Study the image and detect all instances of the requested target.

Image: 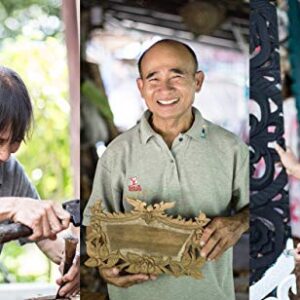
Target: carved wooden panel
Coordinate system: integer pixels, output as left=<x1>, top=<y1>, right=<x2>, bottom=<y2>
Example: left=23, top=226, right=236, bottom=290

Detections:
left=85, top=198, right=210, bottom=279
left=250, top=0, right=292, bottom=289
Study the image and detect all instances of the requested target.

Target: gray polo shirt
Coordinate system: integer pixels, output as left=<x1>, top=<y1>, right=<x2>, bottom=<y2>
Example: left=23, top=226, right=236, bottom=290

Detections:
left=0, top=157, right=38, bottom=252
left=83, top=107, right=249, bottom=300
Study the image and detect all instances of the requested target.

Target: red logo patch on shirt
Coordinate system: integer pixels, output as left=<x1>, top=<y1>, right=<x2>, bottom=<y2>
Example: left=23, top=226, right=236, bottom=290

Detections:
left=128, top=177, right=142, bottom=192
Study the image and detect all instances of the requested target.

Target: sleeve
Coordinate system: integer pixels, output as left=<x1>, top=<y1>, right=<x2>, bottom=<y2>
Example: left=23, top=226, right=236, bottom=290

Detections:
left=11, top=159, right=40, bottom=245
left=231, top=142, right=249, bottom=211
left=12, top=158, right=40, bottom=200
left=82, top=155, right=122, bottom=226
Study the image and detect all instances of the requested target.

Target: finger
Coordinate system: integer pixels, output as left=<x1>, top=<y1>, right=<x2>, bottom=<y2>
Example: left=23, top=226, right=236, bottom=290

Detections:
left=56, top=277, right=63, bottom=286
left=71, top=288, right=80, bottom=297
left=54, top=203, right=71, bottom=229
left=286, top=147, right=293, bottom=154
left=46, top=204, right=62, bottom=234
left=28, top=217, right=43, bottom=241
left=62, top=264, right=78, bottom=282
left=200, top=222, right=217, bottom=246
left=201, top=232, right=221, bottom=259
left=207, top=239, right=227, bottom=261
left=150, top=274, right=158, bottom=280
left=101, top=267, right=119, bottom=279
left=53, top=203, right=70, bottom=229
left=42, top=212, right=51, bottom=238
left=59, top=280, right=78, bottom=297
left=116, top=273, right=150, bottom=287
left=275, top=143, right=284, bottom=155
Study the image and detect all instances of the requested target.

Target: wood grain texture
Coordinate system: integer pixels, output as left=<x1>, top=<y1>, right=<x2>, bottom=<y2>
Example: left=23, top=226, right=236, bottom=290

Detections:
left=85, top=198, right=210, bottom=279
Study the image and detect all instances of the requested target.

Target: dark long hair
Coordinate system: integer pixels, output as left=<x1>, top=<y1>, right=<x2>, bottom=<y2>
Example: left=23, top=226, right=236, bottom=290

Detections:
left=0, top=66, right=33, bottom=142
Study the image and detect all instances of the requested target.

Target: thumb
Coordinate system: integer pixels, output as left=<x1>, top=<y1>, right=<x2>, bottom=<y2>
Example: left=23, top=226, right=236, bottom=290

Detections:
left=102, top=267, right=119, bottom=278
left=56, top=277, right=63, bottom=285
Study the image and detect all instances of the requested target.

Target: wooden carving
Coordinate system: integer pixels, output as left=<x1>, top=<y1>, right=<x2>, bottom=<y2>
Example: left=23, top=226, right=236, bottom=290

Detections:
left=85, top=198, right=210, bottom=279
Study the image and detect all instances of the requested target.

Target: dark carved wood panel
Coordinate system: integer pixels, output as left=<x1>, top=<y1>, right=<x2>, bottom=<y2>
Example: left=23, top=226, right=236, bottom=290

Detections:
left=250, top=0, right=291, bottom=285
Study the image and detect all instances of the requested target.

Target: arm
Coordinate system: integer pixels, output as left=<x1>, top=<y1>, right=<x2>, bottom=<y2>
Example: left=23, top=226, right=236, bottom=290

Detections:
left=200, top=206, right=249, bottom=261
left=200, top=141, right=249, bottom=261
left=0, top=196, right=70, bottom=240
left=275, top=144, right=300, bottom=179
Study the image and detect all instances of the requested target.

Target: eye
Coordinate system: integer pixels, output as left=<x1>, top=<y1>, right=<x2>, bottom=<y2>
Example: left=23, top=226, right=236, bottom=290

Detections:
left=172, top=75, right=183, bottom=79
left=149, top=78, right=158, bottom=82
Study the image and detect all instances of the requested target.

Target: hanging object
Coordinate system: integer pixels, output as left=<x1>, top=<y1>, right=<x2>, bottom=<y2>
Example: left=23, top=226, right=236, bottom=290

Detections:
left=179, top=1, right=227, bottom=35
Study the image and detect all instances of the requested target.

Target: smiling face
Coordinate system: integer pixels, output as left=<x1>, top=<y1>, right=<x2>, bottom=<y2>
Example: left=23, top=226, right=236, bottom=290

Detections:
left=137, top=41, right=204, bottom=125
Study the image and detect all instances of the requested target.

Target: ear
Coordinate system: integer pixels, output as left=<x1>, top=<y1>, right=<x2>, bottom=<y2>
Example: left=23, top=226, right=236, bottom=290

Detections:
left=194, top=71, right=205, bottom=92
left=136, top=78, right=144, bottom=94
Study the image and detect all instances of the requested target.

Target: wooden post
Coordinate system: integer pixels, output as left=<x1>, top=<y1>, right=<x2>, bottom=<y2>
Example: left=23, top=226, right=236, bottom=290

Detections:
left=61, top=0, right=80, bottom=199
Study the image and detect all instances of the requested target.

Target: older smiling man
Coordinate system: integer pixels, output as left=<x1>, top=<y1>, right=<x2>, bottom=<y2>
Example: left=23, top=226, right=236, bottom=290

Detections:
left=0, top=66, right=79, bottom=298
left=83, top=39, right=249, bottom=300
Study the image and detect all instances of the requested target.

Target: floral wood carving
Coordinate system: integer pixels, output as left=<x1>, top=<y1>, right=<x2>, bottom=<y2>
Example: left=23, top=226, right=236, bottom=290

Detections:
left=85, top=198, right=210, bottom=279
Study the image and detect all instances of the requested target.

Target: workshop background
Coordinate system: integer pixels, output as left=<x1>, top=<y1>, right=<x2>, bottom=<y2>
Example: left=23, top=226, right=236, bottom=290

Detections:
left=80, top=1, right=249, bottom=299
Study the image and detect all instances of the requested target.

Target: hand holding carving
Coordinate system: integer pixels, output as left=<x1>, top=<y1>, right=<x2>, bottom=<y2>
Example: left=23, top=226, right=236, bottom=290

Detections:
left=199, top=207, right=249, bottom=261
left=99, top=267, right=156, bottom=288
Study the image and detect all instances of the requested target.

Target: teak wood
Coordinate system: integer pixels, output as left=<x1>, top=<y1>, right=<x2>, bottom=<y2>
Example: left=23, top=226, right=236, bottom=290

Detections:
left=85, top=198, right=210, bottom=279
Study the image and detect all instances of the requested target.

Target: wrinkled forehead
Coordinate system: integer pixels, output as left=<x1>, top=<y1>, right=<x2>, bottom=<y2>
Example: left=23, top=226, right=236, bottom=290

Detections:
left=140, top=43, right=196, bottom=76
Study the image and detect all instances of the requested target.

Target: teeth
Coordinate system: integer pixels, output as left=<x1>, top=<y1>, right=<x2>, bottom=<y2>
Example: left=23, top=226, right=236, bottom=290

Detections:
left=157, top=98, right=178, bottom=105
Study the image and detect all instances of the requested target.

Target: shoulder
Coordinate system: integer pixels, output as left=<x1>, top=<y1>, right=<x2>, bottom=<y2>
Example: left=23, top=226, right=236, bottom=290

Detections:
left=206, top=119, right=247, bottom=151
left=1, top=156, right=39, bottom=199
left=2, top=156, right=27, bottom=177
left=99, top=124, right=141, bottom=169
left=204, top=119, right=248, bottom=165
left=100, top=123, right=140, bottom=162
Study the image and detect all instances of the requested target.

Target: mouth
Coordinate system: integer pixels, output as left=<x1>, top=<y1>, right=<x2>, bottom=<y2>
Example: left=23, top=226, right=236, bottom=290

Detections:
left=157, top=98, right=179, bottom=106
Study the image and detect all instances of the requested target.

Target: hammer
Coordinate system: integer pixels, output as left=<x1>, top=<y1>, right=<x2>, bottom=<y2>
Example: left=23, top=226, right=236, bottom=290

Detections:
left=0, top=199, right=80, bottom=244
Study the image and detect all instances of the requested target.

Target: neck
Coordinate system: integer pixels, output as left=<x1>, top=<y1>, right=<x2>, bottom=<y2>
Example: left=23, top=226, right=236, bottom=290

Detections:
left=150, top=110, right=194, bottom=148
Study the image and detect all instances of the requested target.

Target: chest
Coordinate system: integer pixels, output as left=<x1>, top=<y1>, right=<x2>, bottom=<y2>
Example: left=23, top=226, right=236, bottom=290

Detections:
left=112, top=140, right=234, bottom=218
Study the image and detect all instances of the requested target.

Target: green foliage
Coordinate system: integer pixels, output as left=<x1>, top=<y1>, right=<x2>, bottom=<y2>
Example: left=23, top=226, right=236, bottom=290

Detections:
left=0, top=0, right=61, bottom=40
left=0, top=242, right=49, bottom=283
left=0, top=36, right=72, bottom=200
left=0, top=2, right=71, bottom=282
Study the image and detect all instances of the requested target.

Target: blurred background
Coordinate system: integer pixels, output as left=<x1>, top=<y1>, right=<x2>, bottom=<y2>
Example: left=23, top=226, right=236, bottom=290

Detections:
left=80, top=0, right=249, bottom=299
left=276, top=0, right=300, bottom=295
left=0, top=0, right=79, bottom=298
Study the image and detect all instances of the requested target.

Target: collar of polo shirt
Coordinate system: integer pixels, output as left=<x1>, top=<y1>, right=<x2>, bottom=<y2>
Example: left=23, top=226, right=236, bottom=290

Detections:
left=139, top=107, right=207, bottom=144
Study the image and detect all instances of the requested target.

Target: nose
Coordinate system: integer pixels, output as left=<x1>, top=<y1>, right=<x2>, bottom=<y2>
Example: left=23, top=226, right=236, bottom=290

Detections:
left=157, top=79, right=174, bottom=92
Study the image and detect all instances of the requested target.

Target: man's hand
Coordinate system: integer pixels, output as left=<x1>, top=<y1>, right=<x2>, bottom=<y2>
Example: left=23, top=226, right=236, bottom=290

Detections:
left=200, top=207, right=249, bottom=261
left=275, top=144, right=300, bottom=178
left=56, top=254, right=80, bottom=297
left=11, top=198, right=70, bottom=241
left=99, top=267, right=157, bottom=288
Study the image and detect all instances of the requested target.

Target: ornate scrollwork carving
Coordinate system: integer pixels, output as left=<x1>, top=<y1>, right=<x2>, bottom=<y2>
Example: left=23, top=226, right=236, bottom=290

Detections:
left=250, top=0, right=292, bottom=286
left=85, top=198, right=210, bottom=279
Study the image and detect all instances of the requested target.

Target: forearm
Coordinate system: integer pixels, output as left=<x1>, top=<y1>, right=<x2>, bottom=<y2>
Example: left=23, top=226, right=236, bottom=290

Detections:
left=37, top=237, right=65, bottom=264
